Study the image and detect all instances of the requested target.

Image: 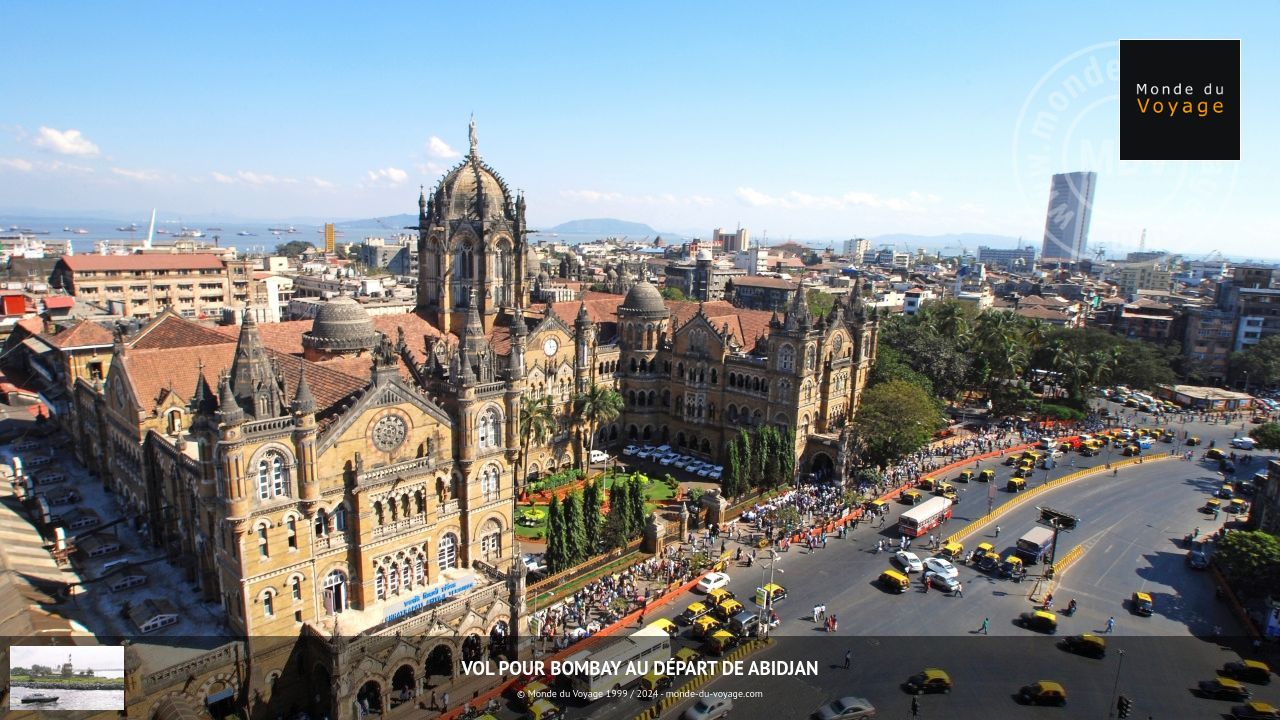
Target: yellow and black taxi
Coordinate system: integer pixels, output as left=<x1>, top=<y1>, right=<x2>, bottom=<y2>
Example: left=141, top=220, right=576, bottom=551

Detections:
left=1123, top=444, right=1141, bottom=456
left=756, top=583, right=788, bottom=606
left=901, top=489, right=923, bottom=505
left=978, top=469, right=996, bottom=482
left=713, top=598, right=745, bottom=622
left=1007, top=477, right=1028, bottom=491
left=1017, top=610, right=1058, bottom=634
left=1218, top=483, right=1236, bottom=499
left=1223, top=660, right=1273, bottom=685
left=1204, top=499, right=1223, bottom=514
left=903, top=668, right=952, bottom=695
left=879, top=569, right=911, bottom=593
left=647, top=618, right=680, bottom=637
left=1019, top=680, right=1067, bottom=706
left=1059, top=633, right=1106, bottom=658
left=681, top=601, right=712, bottom=624
left=1230, top=498, right=1249, bottom=514
left=957, top=469, right=974, bottom=483
left=525, top=698, right=565, bottom=720
left=689, top=615, right=722, bottom=640
left=1198, top=676, right=1252, bottom=701
left=636, top=669, right=673, bottom=694
left=939, top=540, right=964, bottom=560
left=1230, top=701, right=1280, bottom=720
left=1206, top=447, right=1226, bottom=460
left=704, top=628, right=740, bottom=655
left=1187, top=436, right=1202, bottom=446
left=866, top=499, right=887, bottom=516
left=1004, top=454, right=1022, bottom=467
left=1131, top=591, right=1154, bottom=617
left=936, top=483, right=958, bottom=500
left=706, top=587, right=735, bottom=607
left=977, top=550, right=1001, bottom=573
left=674, top=646, right=702, bottom=664
left=1012, top=466, right=1033, bottom=479
left=918, top=477, right=938, bottom=492
left=519, top=681, right=551, bottom=710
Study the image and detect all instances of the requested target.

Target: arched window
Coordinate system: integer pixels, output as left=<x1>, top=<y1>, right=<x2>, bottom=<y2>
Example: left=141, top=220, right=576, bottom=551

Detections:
left=257, top=524, right=269, bottom=558
left=414, top=556, right=425, bottom=585
left=805, top=345, right=816, bottom=370
left=778, top=345, right=795, bottom=372
left=480, top=519, right=502, bottom=560
left=286, top=516, right=297, bottom=549
left=291, top=576, right=302, bottom=600
left=167, top=409, right=182, bottom=434
left=334, top=505, right=347, bottom=531
left=256, top=452, right=290, bottom=500
left=711, top=369, right=717, bottom=384
left=389, top=564, right=400, bottom=595
left=262, top=590, right=275, bottom=618
left=438, top=533, right=459, bottom=571
left=477, top=407, right=501, bottom=450
left=323, top=570, right=347, bottom=613
left=314, top=509, right=329, bottom=537
left=458, top=241, right=474, bottom=280
left=375, top=568, right=387, bottom=600
left=481, top=465, right=500, bottom=501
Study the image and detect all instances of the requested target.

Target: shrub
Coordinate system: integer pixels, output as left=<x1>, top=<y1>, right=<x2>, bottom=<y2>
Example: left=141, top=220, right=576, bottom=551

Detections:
left=1040, top=403, right=1085, bottom=421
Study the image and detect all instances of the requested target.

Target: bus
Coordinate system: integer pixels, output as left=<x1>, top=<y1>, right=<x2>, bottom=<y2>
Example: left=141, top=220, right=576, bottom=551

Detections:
left=569, top=624, right=671, bottom=701
left=898, top=496, right=953, bottom=538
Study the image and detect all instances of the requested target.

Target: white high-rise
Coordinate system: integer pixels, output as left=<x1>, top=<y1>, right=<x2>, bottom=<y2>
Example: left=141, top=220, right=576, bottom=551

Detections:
left=1040, top=171, right=1096, bottom=263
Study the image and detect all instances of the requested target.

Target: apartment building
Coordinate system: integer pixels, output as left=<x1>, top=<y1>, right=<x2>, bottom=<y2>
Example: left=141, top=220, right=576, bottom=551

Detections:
left=50, top=254, right=255, bottom=320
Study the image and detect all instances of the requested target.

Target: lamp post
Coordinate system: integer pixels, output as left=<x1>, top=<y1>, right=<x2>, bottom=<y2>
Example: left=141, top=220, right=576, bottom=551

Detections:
left=757, top=550, right=781, bottom=637
left=1107, top=648, right=1125, bottom=719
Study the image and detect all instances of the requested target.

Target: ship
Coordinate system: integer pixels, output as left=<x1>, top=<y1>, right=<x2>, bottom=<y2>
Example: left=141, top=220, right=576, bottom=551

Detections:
left=116, top=223, right=139, bottom=232
left=237, top=231, right=257, bottom=237
left=206, top=227, right=223, bottom=231
left=73, top=228, right=89, bottom=234
left=20, top=695, right=59, bottom=704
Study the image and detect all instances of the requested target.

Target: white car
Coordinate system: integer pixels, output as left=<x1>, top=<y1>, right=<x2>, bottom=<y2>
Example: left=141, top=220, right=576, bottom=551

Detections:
left=683, top=696, right=733, bottom=720
left=656, top=444, right=672, bottom=454
left=1230, top=437, right=1256, bottom=450
left=697, top=465, right=716, bottom=478
left=709, top=467, right=723, bottom=480
left=815, top=696, right=877, bottom=720
left=636, top=448, right=654, bottom=460
left=622, top=445, right=639, bottom=456
left=696, top=572, right=731, bottom=593
left=686, top=461, right=706, bottom=473
left=894, top=551, right=923, bottom=573
left=589, top=450, right=609, bottom=464
left=659, top=454, right=679, bottom=466
left=673, top=456, right=691, bottom=469
left=923, top=557, right=958, bottom=579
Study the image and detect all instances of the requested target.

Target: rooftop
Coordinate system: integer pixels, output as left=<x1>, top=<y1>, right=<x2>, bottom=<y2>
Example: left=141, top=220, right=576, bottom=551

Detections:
left=59, top=253, right=226, bottom=272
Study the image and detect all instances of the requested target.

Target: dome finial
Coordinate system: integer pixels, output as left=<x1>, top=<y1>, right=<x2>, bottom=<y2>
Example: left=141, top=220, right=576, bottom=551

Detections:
left=468, top=114, right=478, bottom=156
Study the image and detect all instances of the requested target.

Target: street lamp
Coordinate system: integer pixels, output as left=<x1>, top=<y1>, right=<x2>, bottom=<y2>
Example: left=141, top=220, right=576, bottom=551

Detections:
left=757, top=550, right=782, bottom=637
left=1108, top=648, right=1126, bottom=719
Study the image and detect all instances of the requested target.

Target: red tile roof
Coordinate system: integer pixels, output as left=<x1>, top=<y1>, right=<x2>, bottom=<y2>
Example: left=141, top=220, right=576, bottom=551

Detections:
left=668, top=300, right=773, bottom=349
left=60, top=253, right=225, bottom=272
left=44, top=320, right=114, bottom=349
left=129, top=313, right=235, bottom=350
left=43, top=296, right=75, bottom=310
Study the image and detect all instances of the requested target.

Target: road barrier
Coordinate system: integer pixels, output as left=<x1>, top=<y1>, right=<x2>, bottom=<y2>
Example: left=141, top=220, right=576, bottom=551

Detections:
left=946, top=451, right=1177, bottom=547
left=630, top=638, right=774, bottom=720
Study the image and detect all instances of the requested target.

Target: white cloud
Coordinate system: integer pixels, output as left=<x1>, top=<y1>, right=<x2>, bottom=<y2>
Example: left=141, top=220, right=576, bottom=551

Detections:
left=562, top=189, right=623, bottom=203
left=237, top=170, right=296, bottom=186
left=111, top=167, right=161, bottom=181
left=211, top=171, right=235, bottom=184
left=33, top=127, right=100, bottom=156
left=0, top=158, right=33, bottom=172
left=417, top=162, right=447, bottom=177
left=426, top=136, right=460, bottom=159
left=735, top=187, right=914, bottom=211
left=559, top=189, right=714, bottom=208
left=366, top=167, right=408, bottom=185
left=310, top=177, right=335, bottom=189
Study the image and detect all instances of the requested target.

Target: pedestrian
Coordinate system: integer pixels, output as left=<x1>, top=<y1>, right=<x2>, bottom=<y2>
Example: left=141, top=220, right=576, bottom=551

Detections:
left=1105, top=616, right=1115, bottom=633
left=430, top=691, right=437, bottom=710
left=955, top=582, right=963, bottom=598
left=813, top=605, right=821, bottom=623
left=843, top=650, right=851, bottom=669
left=980, top=617, right=989, bottom=634
left=995, top=525, right=1001, bottom=538
left=442, top=692, right=450, bottom=712
left=911, top=695, right=920, bottom=718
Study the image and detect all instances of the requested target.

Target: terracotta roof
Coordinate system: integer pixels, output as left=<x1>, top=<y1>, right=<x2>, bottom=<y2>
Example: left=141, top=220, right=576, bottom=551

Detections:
left=668, top=300, right=773, bottom=349
left=732, top=276, right=796, bottom=290
left=43, top=296, right=75, bottom=310
left=129, top=313, right=235, bottom=350
left=44, top=320, right=114, bottom=349
left=1015, top=305, right=1070, bottom=321
left=1019, top=294, right=1070, bottom=307
left=60, top=253, right=225, bottom=272
left=212, top=319, right=310, bottom=354
left=544, top=292, right=627, bottom=325
left=122, top=344, right=364, bottom=414
left=15, top=317, right=43, bottom=335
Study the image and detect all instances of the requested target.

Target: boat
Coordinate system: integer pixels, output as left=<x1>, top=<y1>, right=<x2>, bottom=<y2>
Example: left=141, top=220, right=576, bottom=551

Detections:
left=237, top=231, right=257, bottom=237
left=267, top=225, right=297, bottom=233
left=21, top=694, right=59, bottom=704
left=73, top=228, right=89, bottom=234
left=206, top=227, right=223, bottom=231
left=117, top=223, right=139, bottom=232
left=155, top=228, right=170, bottom=234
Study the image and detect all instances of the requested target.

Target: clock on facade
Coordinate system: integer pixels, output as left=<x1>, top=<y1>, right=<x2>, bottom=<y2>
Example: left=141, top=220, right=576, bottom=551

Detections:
left=372, top=415, right=408, bottom=451
left=543, top=337, right=559, bottom=356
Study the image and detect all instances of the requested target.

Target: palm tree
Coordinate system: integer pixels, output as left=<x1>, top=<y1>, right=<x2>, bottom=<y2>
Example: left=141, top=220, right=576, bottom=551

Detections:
left=517, top=394, right=555, bottom=491
left=573, top=384, right=624, bottom=473
left=929, top=300, right=972, bottom=344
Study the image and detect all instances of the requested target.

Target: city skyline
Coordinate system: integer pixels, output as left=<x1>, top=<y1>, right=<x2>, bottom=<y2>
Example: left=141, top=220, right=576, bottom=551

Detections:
left=0, top=2, right=1275, bottom=256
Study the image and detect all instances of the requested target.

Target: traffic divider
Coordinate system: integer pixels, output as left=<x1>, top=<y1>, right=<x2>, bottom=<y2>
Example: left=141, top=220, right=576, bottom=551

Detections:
left=631, top=638, right=774, bottom=720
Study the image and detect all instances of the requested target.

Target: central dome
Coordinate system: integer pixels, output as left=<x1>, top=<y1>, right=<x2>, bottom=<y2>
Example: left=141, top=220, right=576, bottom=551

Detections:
left=621, top=280, right=666, bottom=313
left=303, top=296, right=378, bottom=356
left=431, top=150, right=515, bottom=224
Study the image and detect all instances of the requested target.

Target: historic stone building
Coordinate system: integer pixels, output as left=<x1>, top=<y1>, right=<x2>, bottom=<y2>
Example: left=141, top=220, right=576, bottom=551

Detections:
left=13, top=123, right=876, bottom=720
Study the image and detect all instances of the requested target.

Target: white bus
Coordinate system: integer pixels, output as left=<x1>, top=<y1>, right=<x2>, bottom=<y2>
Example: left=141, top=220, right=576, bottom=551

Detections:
left=898, top=496, right=953, bottom=538
left=569, top=624, right=671, bottom=701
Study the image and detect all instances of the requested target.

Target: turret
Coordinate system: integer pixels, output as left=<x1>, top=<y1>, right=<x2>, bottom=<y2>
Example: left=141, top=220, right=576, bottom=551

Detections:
left=217, top=375, right=244, bottom=428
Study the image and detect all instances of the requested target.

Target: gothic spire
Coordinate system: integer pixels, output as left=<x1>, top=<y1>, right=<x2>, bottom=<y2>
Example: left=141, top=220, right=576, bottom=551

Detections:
left=291, top=360, right=316, bottom=415
left=229, top=311, right=286, bottom=419
left=217, top=374, right=244, bottom=427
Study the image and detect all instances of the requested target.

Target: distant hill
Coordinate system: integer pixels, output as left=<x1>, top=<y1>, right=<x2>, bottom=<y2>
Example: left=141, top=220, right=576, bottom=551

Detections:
left=336, top=214, right=416, bottom=229
left=870, top=233, right=1026, bottom=251
left=545, top=218, right=659, bottom=236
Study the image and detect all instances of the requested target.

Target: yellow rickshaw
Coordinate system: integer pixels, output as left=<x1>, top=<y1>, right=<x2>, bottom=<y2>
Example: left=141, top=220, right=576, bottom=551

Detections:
left=714, top=598, right=745, bottom=622
left=525, top=699, right=565, bottom=720
left=1131, top=591, right=1154, bottom=616
left=1001, top=554, right=1025, bottom=578
left=706, top=588, right=735, bottom=606
left=681, top=601, right=711, bottom=623
left=978, top=469, right=996, bottom=482
left=705, top=629, right=740, bottom=655
left=935, top=482, right=957, bottom=499
left=867, top=499, right=887, bottom=516
left=901, top=489, right=923, bottom=505
left=647, top=618, right=680, bottom=637
left=957, top=469, right=975, bottom=483
left=1186, top=436, right=1201, bottom=446
left=918, top=477, right=937, bottom=491
left=1204, top=499, right=1222, bottom=513
left=977, top=551, right=1001, bottom=573
left=756, top=583, right=788, bottom=606
left=1229, top=498, right=1248, bottom=514
left=674, top=647, right=702, bottom=664
left=1123, top=444, right=1141, bottom=456
left=1004, top=454, right=1021, bottom=466
left=1012, top=466, right=1032, bottom=479
left=1007, top=477, right=1027, bottom=491
left=520, top=682, right=550, bottom=710
left=939, top=540, right=964, bottom=560
left=689, top=615, right=721, bottom=639
left=879, top=568, right=910, bottom=593
left=636, top=669, right=672, bottom=694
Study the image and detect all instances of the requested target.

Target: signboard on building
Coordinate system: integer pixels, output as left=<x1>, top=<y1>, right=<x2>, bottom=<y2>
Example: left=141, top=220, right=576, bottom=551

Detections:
left=382, top=577, right=475, bottom=623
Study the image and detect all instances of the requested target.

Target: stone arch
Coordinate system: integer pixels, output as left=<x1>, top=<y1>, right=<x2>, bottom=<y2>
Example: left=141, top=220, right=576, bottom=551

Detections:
left=425, top=643, right=454, bottom=680
left=356, top=679, right=384, bottom=714
left=390, top=664, right=417, bottom=706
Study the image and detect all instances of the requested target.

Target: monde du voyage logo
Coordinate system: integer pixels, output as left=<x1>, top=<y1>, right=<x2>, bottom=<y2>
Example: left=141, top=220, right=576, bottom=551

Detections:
left=1120, top=40, right=1240, bottom=160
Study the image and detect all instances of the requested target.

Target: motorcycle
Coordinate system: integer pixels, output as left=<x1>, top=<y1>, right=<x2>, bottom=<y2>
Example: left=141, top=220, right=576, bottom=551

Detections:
left=1064, top=600, right=1078, bottom=616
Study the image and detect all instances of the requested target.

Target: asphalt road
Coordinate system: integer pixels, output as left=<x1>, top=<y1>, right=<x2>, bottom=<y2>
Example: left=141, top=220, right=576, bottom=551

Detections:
left=486, top=404, right=1274, bottom=720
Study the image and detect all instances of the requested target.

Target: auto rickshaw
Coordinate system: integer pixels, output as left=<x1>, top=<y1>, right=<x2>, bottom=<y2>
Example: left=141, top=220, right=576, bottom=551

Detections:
left=978, top=469, right=996, bottom=482
left=1206, top=447, right=1226, bottom=460
left=1131, top=591, right=1154, bottom=616
left=1203, top=499, right=1223, bottom=514
left=1060, top=633, right=1106, bottom=658
left=901, top=489, right=923, bottom=505
left=689, top=614, right=721, bottom=639
left=647, top=618, right=680, bottom=637
left=756, top=583, right=787, bottom=606
left=714, top=598, right=745, bottom=622
left=1187, top=436, right=1201, bottom=446
left=1123, top=444, right=1141, bottom=456
left=1161, top=431, right=1175, bottom=443
left=939, top=540, right=964, bottom=560
left=867, top=499, right=887, bottom=516
left=957, top=469, right=974, bottom=483
left=1007, top=477, right=1027, bottom=492
left=918, top=477, right=937, bottom=492
left=705, top=628, right=740, bottom=655
left=681, top=601, right=711, bottom=623
left=1004, top=454, right=1021, bottom=466
left=1229, top=498, right=1249, bottom=514
left=1001, top=554, right=1025, bottom=579
left=1012, top=466, right=1032, bottom=479
left=879, top=568, right=910, bottom=593
left=1217, top=484, right=1235, bottom=499
left=525, top=699, right=565, bottom=720
left=636, top=670, right=673, bottom=694
left=977, top=551, right=1001, bottom=573
left=706, top=587, right=735, bottom=606
left=674, top=646, right=702, bottom=664
left=936, top=483, right=958, bottom=500
left=520, top=682, right=550, bottom=710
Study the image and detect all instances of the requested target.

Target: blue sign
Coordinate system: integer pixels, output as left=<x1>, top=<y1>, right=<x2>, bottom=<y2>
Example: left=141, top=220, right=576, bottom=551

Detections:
left=383, top=580, right=475, bottom=623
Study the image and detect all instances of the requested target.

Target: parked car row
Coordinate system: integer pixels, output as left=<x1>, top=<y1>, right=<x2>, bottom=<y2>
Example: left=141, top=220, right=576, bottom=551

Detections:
left=621, top=445, right=723, bottom=479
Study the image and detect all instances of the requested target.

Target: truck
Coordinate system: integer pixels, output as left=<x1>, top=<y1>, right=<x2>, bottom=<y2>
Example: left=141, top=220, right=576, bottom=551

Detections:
left=1015, top=526, right=1055, bottom=564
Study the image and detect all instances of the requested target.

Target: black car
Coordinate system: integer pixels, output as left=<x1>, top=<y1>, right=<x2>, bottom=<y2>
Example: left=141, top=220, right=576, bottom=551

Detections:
left=1187, top=550, right=1209, bottom=570
left=1017, top=611, right=1058, bottom=634
left=1199, top=678, right=1252, bottom=701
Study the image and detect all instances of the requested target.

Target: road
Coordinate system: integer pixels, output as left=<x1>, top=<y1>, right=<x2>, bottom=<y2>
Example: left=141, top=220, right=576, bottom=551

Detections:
left=491, top=404, right=1273, bottom=720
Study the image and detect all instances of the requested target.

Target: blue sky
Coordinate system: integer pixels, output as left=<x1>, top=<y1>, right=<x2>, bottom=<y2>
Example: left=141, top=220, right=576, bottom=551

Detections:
left=1, top=2, right=1276, bottom=256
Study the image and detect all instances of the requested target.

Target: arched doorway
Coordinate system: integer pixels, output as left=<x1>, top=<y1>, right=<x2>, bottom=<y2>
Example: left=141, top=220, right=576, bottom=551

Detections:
left=322, top=570, right=347, bottom=613
left=203, top=680, right=235, bottom=720
left=489, top=620, right=510, bottom=659
left=461, top=633, right=484, bottom=662
left=425, top=644, right=453, bottom=683
left=356, top=680, right=382, bottom=715
left=809, top=453, right=835, bottom=482
left=390, top=665, right=416, bottom=707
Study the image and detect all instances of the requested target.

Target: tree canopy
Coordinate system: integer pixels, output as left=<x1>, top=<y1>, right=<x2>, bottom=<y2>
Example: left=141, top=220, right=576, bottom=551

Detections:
left=1231, top=335, right=1280, bottom=388
left=1249, top=422, right=1280, bottom=451
left=274, top=240, right=315, bottom=257
left=1215, top=530, right=1280, bottom=599
left=852, top=379, right=946, bottom=469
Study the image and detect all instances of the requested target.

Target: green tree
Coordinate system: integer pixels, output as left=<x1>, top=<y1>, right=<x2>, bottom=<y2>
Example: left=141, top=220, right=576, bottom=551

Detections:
left=762, top=425, right=782, bottom=487
left=574, top=384, right=625, bottom=471
left=545, top=495, right=566, bottom=573
left=1249, top=422, right=1280, bottom=451
left=806, top=289, right=835, bottom=318
left=723, top=439, right=743, bottom=500
left=626, top=474, right=646, bottom=538
left=517, top=394, right=556, bottom=490
left=738, top=429, right=754, bottom=494
left=660, top=286, right=686, bottom=301
left=750, top=427, right=769, bottom=488
left=1230, top=335, right=1280, bottom=388
left=562, top=490, right=587, bottom=566
left=582, top=481, right=603, bottom=554
left=604, top=480, right=630, bottom=549
left=779, top=426, right=796, bottom=485
left=869, top=345, right=936, bottom=396
left=1214, top=530, right=1280, bottom=599
left=274, top=240, right=315, bottom=257
left=852, top=379, right=945, bottom=469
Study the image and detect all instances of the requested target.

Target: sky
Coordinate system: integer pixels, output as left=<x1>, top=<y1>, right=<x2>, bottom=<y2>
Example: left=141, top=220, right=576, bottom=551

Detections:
left=9, top=645, right=123, bottom=673
left=0, top=2, right=1276, bottom=257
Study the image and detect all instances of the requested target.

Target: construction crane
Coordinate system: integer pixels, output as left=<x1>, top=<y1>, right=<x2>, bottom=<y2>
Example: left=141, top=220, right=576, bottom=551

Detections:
left=1093, top=245, right=1107, bottom=262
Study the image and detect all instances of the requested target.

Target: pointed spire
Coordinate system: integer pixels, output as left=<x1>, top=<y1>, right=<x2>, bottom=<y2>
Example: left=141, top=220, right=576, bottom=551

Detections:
left=217, top=374, right=244, bottom=427
left=464, top=287, right=484, bottom=339
left=418, top=185, right=427, bottom=216
left=576, top=298, right=590, bottom=326
left=511, top=305, right=528, bottom=339
left=229, top=309, right=284, bottom=419
left=191, top=360, right=216, bottom=414
left=785, top=284, right=811, bottom=332
left=291, top=359, right=316, bottom=415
